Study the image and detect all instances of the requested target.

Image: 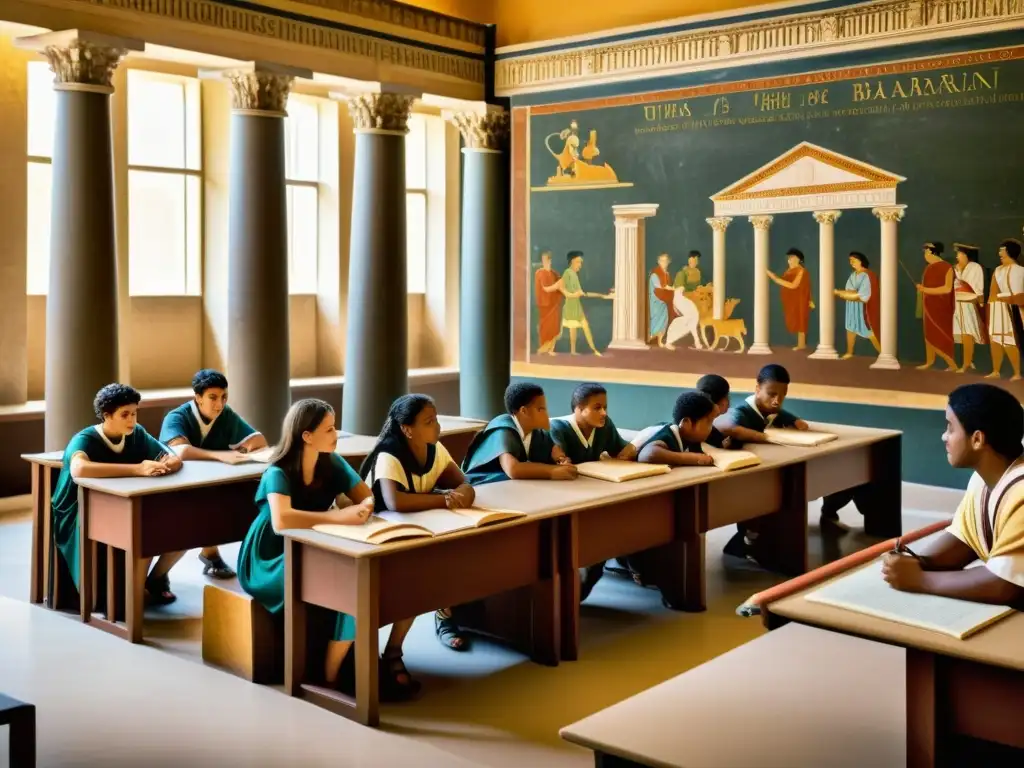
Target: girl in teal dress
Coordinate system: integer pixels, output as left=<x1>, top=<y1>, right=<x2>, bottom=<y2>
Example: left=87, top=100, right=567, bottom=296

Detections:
left=359, top=394, right=476, bottom=652
left=51, top=383, right=184, bottom=605
left=237, top=398, right=419, bottom=698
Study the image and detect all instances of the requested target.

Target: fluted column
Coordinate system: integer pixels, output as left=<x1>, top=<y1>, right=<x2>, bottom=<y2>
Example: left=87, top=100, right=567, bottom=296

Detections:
left=608, top=204, right=659, bottom=350
left=748, top=215, right=774, bottom=355
left=202, top=62, right=309, bottom=444
left=810, top=210, right=841, bottom=360
left=16, top=30, right=142, bottom=449
left=340, top=91, right=418, bottom=435
left=706, top=216, right=732, bottom=320
left=448, top=106, right=510, bottom=420
left=870, top=206, right=906, bottom=370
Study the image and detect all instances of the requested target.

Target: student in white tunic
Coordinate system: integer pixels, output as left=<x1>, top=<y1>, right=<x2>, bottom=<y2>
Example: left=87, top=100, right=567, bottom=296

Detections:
left=952, top=244, right=987, bottom=373
left=360, top=394, right=476, bottom=653
left=986, top=239, right=1024, bottom=381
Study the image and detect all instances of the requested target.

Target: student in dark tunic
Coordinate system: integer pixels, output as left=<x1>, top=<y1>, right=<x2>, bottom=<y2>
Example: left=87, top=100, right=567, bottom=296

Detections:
left=695, top=373, right=735, bottom=450
left=160, top=369, right=269, bottom=579
left=634, top=391, right=718, bottom=466
left=359, top=394, right=476, bottom=653
left=551, top=383, right=637, bottom=600
left=51, top=384, right=185, bottom=605
left=236, top=399, right=419, bottom=699
left=715, top=364, right=811, bottom=566
left=461, top=382, right=578, bottom=485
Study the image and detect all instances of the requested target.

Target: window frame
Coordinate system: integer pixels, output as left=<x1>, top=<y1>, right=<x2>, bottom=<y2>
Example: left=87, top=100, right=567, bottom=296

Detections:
left=284, top=93, right=322, bottom=296
left=26, top=60, right=55, bottom=296
left=125, top=68, right=203, bottom=298
left=405, top=112, right=431, bottom=296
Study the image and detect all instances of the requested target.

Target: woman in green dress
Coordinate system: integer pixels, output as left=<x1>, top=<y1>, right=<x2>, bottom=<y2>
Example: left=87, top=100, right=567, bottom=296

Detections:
left=51, top=383, right=185, bottom=605
left=556, top=250, right=608, bottom=355
left=236, top=398, right=419, bottom=698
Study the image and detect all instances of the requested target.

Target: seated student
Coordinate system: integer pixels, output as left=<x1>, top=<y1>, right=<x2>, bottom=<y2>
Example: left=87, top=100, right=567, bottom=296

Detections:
left=550, top=383, right=636, bottom=599
left=360, top=394, right=476, bottom=653
left=51, top=383, right=185, bottom=606
left=550, top=382, right=637, bottom=464
left=635, top=391, right=718, bottom=467
left=461, top=382, right=578, bottom=485
left=883, top=384, right=1024, bottom=607
left=237, top=399, right=418, bottom=699
left=694, top=373, right=735, bottom=449
left=160, top=369, right=269, bottom=579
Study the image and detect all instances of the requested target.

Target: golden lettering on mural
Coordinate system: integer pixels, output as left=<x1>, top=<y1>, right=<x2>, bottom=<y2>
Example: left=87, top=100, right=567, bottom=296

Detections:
left=713, top=97, right=730, bottom=116
left=643, top=102, right=692, bottom=121
left=852, top=68, right=1000, bottom=101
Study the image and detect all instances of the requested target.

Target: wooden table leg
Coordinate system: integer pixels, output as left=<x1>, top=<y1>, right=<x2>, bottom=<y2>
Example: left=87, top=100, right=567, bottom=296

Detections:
left=125, top=552, right=146, bottom=644
left=755, top=463, right=808, bottom=577
left=907, top=648, right=945, bottom=768
left=29, top=465, right=44, bottom=604
left=285, top=538, right=307, bottom=697
left=529, top=517, right=560, bottom=666
left=79, top=487, right=92, bottom=624
left=865, top=436, right=903, bottom=538
left=558, top=514, right=581, bottom=662
left=354, top=558, right=380, bottom=727
left=7, top=702, right=36, bottom=768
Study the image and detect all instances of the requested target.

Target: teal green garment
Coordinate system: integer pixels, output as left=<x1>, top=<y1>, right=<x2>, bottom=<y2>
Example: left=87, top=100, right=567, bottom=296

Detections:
left=237, top=453, right=362, bottom=641
left=550, top=416, right=628, bottom=464
left=635, top=423, right=729, bottom=457
left=460, top=414, right=556, bottom=486
left=159, top=401, right=258, bottom=451
left=51, top=426, right=170, bottom=588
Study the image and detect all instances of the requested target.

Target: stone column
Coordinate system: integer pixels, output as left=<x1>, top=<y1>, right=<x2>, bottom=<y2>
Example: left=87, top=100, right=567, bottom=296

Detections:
left=706, top=216, right=732, bottom=320
left=16, top=31, right=142, bottom=450
left=809, top=210, right=842, bottom=360
left=748, top=215, right=774, bottom=355
left=340, top=91, right=417, bottom=435
left=202, top=63, right=309, bottom=444
left=608, top=204, right=659, bottom=350
left=448, top=107, right=510, bottom=421
left=870, top=206, right=906, bottom=370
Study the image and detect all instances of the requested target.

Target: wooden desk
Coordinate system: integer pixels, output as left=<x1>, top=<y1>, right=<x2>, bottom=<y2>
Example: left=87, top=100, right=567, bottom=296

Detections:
left=75, top=462, right=266, bottom=642
left=21, top=451, right=63, bottom=606
left=560, top=623, right=905, bottom=768
left=767, top=562, right=1024, bottom=767
left=283, top=511, right=560, bottom=727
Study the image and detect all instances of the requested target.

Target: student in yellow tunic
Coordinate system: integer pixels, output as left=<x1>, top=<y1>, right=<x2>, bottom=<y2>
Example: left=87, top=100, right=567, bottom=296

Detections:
left=236, top=399, right=419, bottom=698
left=883, top=384, right=1024, bottom=607
left=160, top=369, right=269, bottom=579
left=360, top=394, right=477, bottom=652
left=51, top=384, right=184, bottom=605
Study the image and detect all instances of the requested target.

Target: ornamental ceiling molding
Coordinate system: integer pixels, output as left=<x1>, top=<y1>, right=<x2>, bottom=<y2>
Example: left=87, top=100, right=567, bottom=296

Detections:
left=495, top=0, right=1024, bottom=96
left=292, top=0, right=486, bottom=48
left=45, top=0, right=484, bottom=86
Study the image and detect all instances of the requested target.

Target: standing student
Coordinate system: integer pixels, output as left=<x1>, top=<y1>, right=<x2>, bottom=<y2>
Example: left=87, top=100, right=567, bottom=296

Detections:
left=550, top=383, right=636, bottom=599
left=461, top=382, right=578, bottom=485
left=236, top=399, right=418, bottom=698
left=360, top=394, right=476, bottom=653
left=51, top=384, right=185, bottom=606
left=883, top=383, right=1024, bottom=607
left=160, top=369, right=269, bottom=579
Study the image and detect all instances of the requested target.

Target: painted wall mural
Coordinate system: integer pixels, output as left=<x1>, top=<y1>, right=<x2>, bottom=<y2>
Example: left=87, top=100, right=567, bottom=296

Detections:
left=511, top=45, right=1024, bottom=403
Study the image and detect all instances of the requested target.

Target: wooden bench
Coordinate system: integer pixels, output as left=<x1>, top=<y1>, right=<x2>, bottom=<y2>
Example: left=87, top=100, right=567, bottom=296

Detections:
left=0, top=692, right=36, bottom=767
left=202, top=583, right=283, bottom=684
left=560, top=623, right=904, bottom=767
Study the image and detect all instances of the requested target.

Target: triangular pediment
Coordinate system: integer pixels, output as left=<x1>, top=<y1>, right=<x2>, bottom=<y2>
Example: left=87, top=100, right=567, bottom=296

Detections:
left=712, top=142, right=905, bottom=201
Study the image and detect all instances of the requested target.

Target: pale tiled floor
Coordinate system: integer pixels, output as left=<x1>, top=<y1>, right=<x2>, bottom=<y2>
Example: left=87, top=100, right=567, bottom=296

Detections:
left=0, top=486, right=958, bottom=768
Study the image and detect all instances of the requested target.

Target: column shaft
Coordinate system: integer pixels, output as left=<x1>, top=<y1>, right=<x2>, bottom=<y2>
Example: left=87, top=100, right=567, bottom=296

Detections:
left=459, top=149, right=509, bottom=420
left=871, top=207, right=904, bottom=370
left=342, top=131, right=409, bottom=434
left=609, top=219, right=643, bottom=349
left=810, top=211, right=840, bottom=360
left=749, top=216, right=773, bottom=355
left=46, top=90, right=119, bottom=449
left=706, top=217, right=731, bottom=321
left=227, top=114, right=291, bottom=443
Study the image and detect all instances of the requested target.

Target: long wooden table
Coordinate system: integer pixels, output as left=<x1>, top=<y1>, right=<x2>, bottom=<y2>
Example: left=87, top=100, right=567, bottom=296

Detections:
left=22, top=415, right=485, bottom=618
left=559, top=623, right=905, bottom=767
left=766, top=557, right=1024, bottom=767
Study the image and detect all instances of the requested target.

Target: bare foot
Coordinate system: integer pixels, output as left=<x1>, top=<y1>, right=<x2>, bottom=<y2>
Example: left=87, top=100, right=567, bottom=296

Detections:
left=916, top=363, right=932, bottom=370
left=955, top=367, right=966, bottom=374
left=593, top=350, right=603, bottom=357
left=665, top=344, right=677, bottom=351
left=546, top=350, right=557, bottom=356
left=793, top=345, right=806, bottom=351
left=985, top=372, right=1000, bottom=379
left=841, top=353, right=854, bottom=360
left=1012, top=375, right=1022, bottom=382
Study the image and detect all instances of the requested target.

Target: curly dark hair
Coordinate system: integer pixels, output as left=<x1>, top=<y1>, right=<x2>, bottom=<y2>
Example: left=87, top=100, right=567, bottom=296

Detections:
left=93, top=383, right=142, bottom=421
left=192, top=369, right=229, bottom=394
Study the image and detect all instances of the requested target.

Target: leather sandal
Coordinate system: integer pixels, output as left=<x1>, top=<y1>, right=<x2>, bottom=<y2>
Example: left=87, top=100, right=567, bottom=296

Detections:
left=199, top=552, right=236, bottom=579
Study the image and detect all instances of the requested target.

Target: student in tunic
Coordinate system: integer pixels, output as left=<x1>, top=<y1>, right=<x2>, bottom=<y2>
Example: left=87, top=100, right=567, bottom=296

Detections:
left=461, top=382, right=578, bottom=485
left=695, top=373, right=735, bottom=450
left=51, top=384, right=185, bottom=605
left=359, top=394, right=476, bottom=653
left=160, top=369, right=269, bottom=579
left=883, top=384, right=1024, bottom=607
left=635, top=391, right=718, bottom=467
left=550, top=383, right=637, bottom=599
left=236, top=399, right=419, bottom=698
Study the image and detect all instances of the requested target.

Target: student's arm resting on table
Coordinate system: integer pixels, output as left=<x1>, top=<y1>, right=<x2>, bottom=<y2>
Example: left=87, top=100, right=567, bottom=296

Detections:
left=69, top=452, right=169, bottom=479
left=773, top=409, right=809, bottom=430
left=267, top=492, right=372, bottom=533
left=228, top=413, right=268, bottom=453
left=882, top=542, right=1024, bottom=605
left=499, top=452, right=577, bottom=480
left=638, top=441, right=713, bottom=467
left=165, top=437, right=249, bottom=464
left=142, top=430, right=183, bottom=472
left=436, top=461, right=475, bottom=508
left=714, top=416, right=769, bottom=444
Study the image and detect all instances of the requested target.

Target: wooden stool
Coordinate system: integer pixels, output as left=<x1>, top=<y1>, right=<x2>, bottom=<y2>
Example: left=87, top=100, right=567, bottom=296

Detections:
left=202, top=584, right=283, bottom=684
left=0, top=693, right=36, bottom=768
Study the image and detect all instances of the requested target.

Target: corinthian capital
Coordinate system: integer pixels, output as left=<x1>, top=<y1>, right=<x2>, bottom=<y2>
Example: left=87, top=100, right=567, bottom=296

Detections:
left=872, top=206, right=907, bottom=223
left=346, top=93, right=418, bottom=133
left=201, top=62, right=311, bottom=115
left=813, top=210, right=842, bottom=225
left=448, top=108, right=510, bottom=151
left=706, top=216, right=733, bottom=232
left=15, top=29, right=143, bottom=93
left=749, top=215, right=774, bottom=231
